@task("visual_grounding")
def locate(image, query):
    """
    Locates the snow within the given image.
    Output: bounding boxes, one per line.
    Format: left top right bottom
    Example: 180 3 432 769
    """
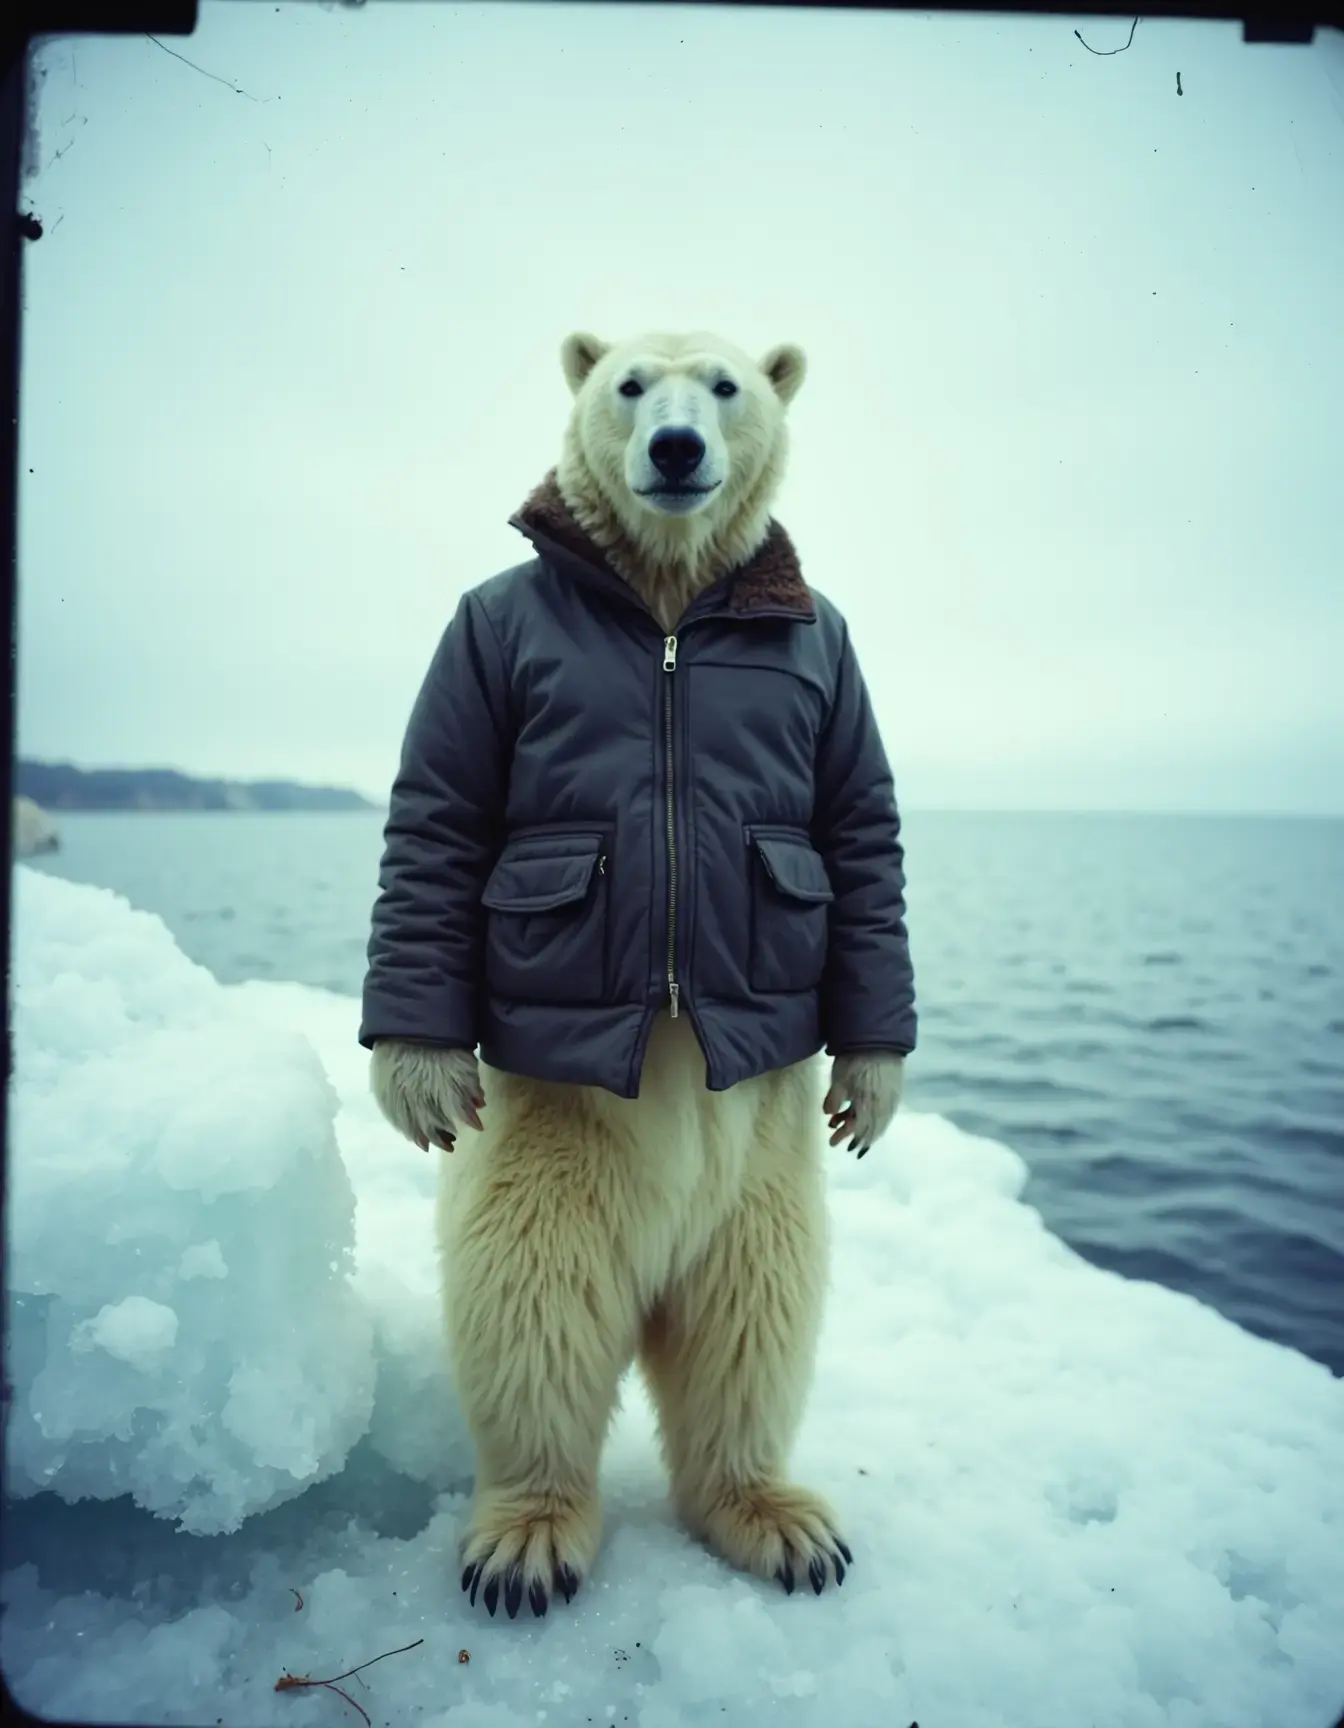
5 866 1344 1728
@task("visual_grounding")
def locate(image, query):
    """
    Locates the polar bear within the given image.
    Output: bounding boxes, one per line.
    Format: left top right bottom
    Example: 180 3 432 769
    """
361 330 917 1620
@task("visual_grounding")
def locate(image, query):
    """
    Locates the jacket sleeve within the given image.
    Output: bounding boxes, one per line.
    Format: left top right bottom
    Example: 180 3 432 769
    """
812 620 917 1057
358 592 513 1051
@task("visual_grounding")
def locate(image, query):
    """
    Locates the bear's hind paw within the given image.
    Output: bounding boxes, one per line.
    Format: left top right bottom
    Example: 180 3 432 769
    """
775 1534 853 1595
459 1490 597 1619
693 1479 851 1596
460 1556 581 1619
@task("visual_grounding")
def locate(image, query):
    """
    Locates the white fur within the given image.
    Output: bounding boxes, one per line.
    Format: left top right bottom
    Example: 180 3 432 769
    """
437 1013 843 1612
370 1040 483 1152
557 330 806 631
372 329 902 1618
825 1050 905 1154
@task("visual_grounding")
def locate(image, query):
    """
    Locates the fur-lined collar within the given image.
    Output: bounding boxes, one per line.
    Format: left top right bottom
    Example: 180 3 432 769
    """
510 471 815 621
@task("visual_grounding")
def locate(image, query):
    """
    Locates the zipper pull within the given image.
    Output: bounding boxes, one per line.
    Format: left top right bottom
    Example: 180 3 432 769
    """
663 634 678 672
669 981 680 1019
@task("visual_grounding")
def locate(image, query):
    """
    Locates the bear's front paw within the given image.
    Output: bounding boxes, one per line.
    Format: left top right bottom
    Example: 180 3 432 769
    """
824 1050 904 1157
688 1478 852 1595
369 1039 485 1152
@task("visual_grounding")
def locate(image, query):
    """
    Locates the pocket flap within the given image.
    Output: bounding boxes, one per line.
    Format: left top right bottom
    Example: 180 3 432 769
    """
481 845 601 914
753 835 834 904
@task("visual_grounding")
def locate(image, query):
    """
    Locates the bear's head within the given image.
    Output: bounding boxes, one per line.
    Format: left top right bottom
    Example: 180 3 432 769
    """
555 330 806 588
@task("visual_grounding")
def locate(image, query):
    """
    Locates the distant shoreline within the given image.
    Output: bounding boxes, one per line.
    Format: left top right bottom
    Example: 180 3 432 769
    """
15 760 379 815
38 806 388 815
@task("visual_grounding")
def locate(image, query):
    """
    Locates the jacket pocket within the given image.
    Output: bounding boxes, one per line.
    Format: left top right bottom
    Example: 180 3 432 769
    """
480 831 609 1005
747 827 835 994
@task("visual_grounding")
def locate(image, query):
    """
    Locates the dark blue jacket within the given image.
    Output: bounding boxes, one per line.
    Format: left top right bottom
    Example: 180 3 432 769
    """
359 475 916 1098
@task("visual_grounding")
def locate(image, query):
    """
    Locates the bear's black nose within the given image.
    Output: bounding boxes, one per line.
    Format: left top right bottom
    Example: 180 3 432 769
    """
648 427 706 482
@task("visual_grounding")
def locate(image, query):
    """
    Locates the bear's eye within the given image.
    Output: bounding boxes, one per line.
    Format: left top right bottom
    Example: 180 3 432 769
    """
712 378 739 399
618 378 644 400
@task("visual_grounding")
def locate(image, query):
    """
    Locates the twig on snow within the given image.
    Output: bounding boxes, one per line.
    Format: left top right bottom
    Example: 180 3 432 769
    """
275 1636 425 1725
276 1674 370 1726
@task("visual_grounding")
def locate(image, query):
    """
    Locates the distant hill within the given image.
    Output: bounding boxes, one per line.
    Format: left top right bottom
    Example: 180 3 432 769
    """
15 760 378 814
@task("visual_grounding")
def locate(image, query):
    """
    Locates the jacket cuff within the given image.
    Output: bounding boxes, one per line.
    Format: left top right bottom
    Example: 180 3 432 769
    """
825 1043 911 1059
357 983 478 1053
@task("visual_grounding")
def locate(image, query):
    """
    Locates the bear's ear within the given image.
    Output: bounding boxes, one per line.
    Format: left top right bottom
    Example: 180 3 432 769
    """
760 343 807 406
561 332 611 395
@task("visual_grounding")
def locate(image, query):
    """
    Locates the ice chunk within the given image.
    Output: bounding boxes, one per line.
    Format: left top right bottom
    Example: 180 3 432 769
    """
71 1296 179 1370
229 976 471 1492
5 868 376 1534
177 1240 227 1281
11 795 59 859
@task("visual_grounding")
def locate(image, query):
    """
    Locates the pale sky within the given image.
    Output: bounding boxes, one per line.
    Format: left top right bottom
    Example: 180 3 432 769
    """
16 4 1344 814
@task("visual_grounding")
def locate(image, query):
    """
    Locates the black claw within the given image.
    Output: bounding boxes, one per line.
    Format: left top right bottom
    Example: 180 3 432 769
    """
504 1566 524 1620
776 1563 795 1595
461 1562 477 1595
836 1538 854 1567
529 1578 549 1618
856 1145 869 1160
483 1574 500 1618
555 1563 579 1604
808 1555 826 1595
832 1550 846 1587
469 1566 482 1607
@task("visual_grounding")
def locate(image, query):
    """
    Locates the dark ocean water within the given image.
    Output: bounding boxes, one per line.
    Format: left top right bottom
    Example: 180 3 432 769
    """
23 809 1344 1377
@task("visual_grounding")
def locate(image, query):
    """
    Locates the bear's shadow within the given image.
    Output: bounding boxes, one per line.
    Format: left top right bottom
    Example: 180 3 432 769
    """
0 1436 445 1620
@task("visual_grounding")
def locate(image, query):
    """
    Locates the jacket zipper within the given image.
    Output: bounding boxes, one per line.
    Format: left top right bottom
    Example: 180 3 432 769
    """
662 632 680 1017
